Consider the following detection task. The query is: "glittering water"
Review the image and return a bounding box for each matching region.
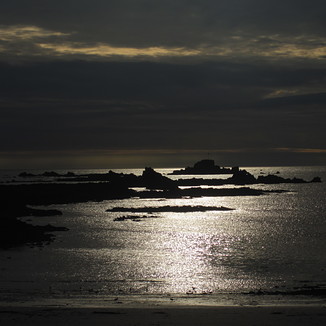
[1,166,326,300]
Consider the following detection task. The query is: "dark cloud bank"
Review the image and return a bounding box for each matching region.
[0,0,325,168]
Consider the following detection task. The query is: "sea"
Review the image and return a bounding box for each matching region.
[0,166,326,306]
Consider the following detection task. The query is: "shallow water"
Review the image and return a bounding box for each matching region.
[1,166,326,302]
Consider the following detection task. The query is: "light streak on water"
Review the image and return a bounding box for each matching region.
[0,166,325,300]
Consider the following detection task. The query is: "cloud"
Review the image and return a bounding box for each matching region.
[276,148,326,153]
[0,25,71,61]
[0,25,69,41]
[2,1,326,47]
[36,34,326,61]
[1,23,326,63]
[0,1,326,167]
[37,42,200,58]
[204,34,326,60]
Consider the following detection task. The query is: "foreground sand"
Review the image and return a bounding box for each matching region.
[1,305,326,326]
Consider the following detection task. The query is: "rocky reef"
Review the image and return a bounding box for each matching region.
[1,163,321,249]
[107,205,233,213]
[176,169,321,186]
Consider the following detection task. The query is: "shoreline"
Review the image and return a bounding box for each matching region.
[1,291,326,308]
[1,301,326,326]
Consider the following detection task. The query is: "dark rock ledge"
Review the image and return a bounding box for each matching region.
[1,204,67,249]
[0,182,133,249]
[107,205,233,213]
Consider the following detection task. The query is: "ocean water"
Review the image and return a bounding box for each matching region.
[0,166,326,304]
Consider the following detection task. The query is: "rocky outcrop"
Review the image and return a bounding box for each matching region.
[228,170,257,185]
[0,217,68,249]
[176,170,322,186]
[141,167,178,190]
[1,204,67,249]
[169,160,237,175]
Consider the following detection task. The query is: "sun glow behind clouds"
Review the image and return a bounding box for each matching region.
[275,148,326,153]
[1,147,325,169]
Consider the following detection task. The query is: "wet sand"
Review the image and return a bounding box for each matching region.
[1,294,326,326]
[1,304,326,326]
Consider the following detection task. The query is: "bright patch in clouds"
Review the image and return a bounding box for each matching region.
[203,34,326,60]
[1,25,326,61]
[264,88,325,99]
[0,25,69,40]
[37,43,200,58]
[36,37,326,60]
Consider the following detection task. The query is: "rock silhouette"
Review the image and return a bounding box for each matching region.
[141,167,178,190]
[1,203,67,249]
[2,163,321,249]
[169,159,237,175]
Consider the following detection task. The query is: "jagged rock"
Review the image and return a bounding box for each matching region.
[228,170,257,185]
[141,167,178,190]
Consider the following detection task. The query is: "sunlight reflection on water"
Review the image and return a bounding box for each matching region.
[1,167,326,298]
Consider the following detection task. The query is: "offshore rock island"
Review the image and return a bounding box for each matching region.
[169,159,238,175]
[16,161,322,186]
[1,160,322,248]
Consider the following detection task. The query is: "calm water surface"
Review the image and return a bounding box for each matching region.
[1,166,326,301]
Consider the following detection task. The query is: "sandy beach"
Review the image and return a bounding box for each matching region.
[1,304,326,326]
[1,294,326,326]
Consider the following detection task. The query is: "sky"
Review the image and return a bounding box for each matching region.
[0,0,326,169]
